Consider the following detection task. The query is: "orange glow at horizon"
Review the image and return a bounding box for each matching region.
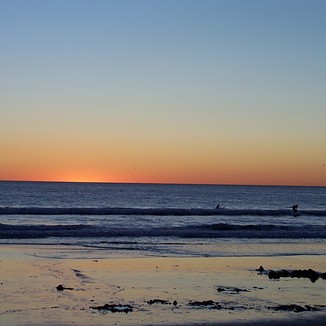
[1,129,325,186]
[1,160,325,186]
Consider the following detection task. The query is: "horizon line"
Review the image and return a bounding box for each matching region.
[0,179,324,188]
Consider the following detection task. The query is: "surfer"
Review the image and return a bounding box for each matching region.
[291,204,299,215]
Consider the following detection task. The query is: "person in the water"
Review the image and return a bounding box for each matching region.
[291,204,299,215]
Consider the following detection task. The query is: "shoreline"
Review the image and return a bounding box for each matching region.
[1,245,325,325]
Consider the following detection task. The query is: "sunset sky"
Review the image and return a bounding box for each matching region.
[1,0,325,186]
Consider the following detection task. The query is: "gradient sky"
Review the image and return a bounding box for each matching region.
[1,0,325,186]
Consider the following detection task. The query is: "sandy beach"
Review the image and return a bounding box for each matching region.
[0,245,325,326]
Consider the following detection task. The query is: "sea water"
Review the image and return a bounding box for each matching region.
[0,181,325,258]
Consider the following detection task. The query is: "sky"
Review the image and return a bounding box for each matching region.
[0,0,325,186]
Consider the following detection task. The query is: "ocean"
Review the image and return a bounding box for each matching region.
[0,181,325,259]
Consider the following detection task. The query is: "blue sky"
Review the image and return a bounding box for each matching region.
[1,0,326,185]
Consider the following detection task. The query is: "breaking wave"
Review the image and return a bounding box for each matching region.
[1,206,326,216]
[1,222,325,239]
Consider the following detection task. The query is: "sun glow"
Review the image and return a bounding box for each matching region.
[54,169,113,183]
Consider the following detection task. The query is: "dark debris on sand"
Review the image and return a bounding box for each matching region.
[217,286,250,294]
[256,266,265,272]
[147,299,170,305]
[188,300,222,309]
[257,266,326,283]
[90,303,133,313]
[56,284,74,291]
[147,299,177,306]
[267,304,318,313]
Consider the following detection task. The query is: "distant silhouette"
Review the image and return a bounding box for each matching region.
[291,204,299,216]
[216,204,220,209]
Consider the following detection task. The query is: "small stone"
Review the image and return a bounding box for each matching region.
[56,284,73,291]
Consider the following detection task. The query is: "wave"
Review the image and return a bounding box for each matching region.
[1,222,325,239]
[1,206,326,216]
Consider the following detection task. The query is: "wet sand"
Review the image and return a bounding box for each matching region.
[1,245,325,325]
